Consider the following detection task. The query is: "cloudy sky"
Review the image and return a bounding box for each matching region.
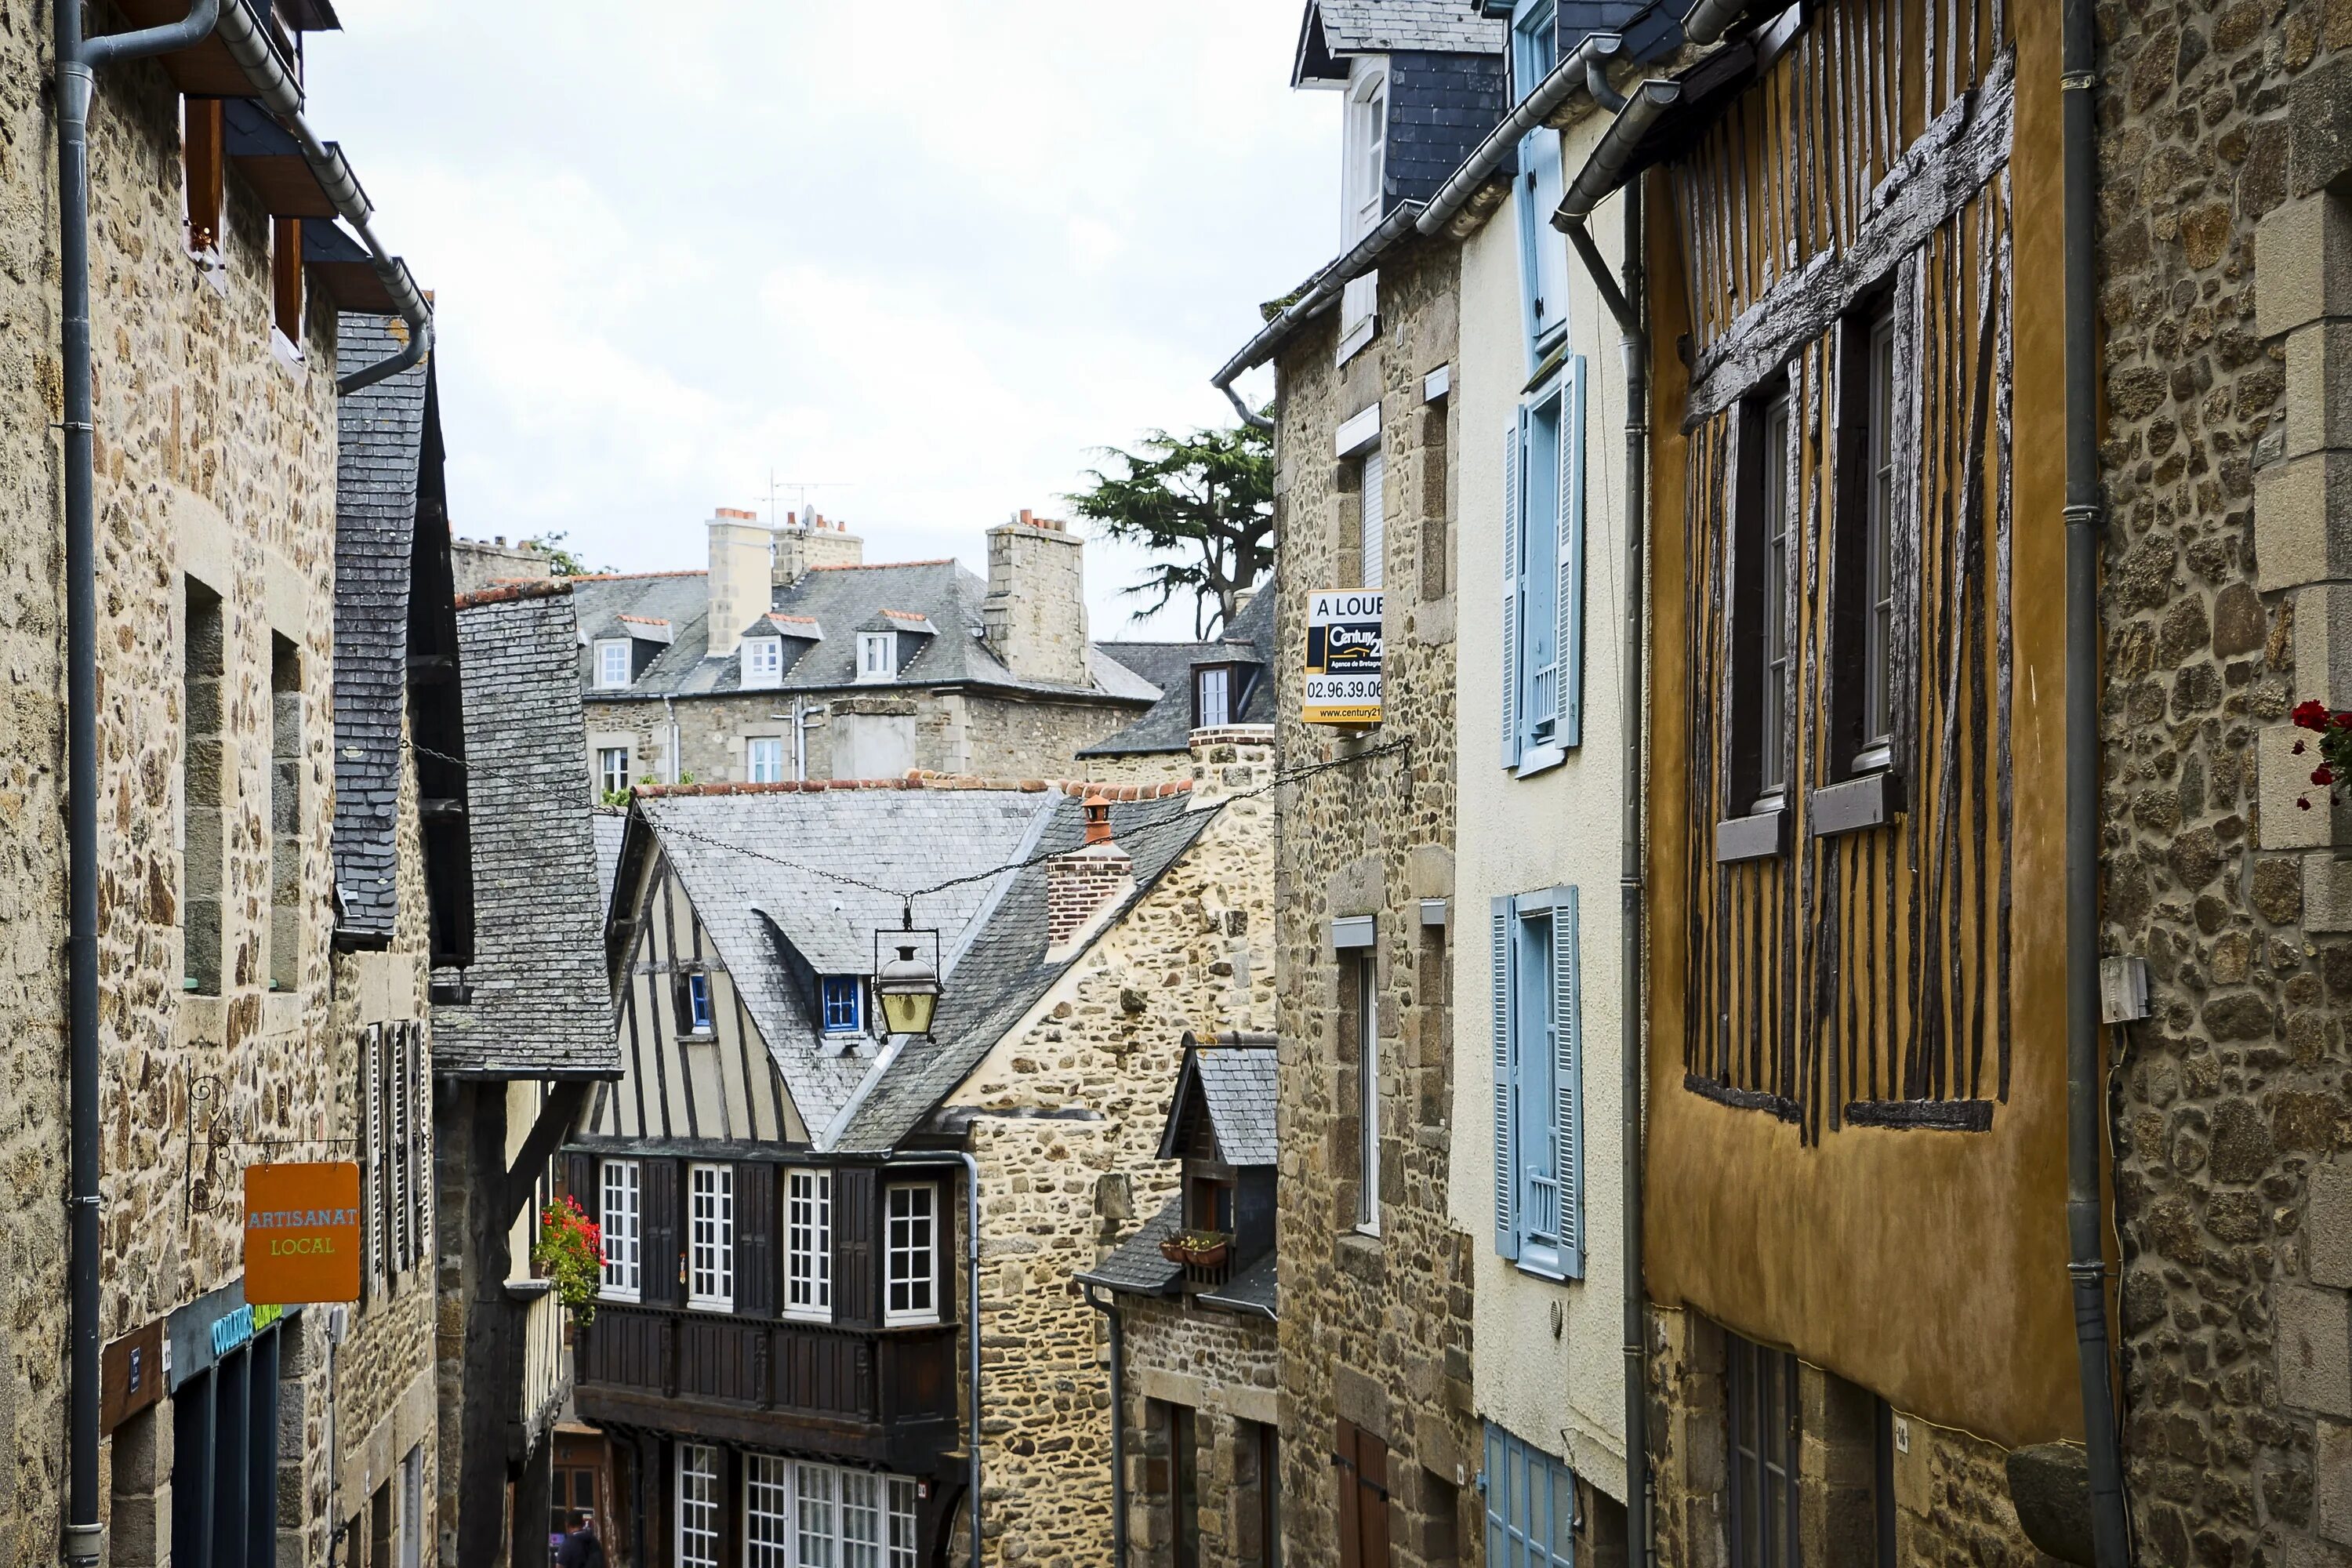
[307,2,1338,637]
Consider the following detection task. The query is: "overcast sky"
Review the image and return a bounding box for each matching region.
[307,2,1335,638]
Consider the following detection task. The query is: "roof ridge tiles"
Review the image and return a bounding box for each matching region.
[562,568,709,582]
[453,580,574,611]
[807,558,956,571]
[633,772,1195,800]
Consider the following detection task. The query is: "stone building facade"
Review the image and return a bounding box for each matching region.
[1261,232,1476,1567]
[2096,9,2352,1563]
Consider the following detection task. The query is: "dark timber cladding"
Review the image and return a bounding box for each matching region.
[1668,2,2020,1139]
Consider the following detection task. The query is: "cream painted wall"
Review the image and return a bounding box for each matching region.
[1446,109,1638,1506]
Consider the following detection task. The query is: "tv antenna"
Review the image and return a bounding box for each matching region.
[764,470,849,527]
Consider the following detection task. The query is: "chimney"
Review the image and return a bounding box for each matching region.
[1046,797,1132,955]
[706,508,769,658]
[1187,724,1277,808]
[983,510,1089,687]
[774,508,865,590]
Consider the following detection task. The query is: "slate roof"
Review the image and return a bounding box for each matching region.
[830,791,1214,1154]
[1076,1197,1185,1298]
[1310,0,1507,54]
[430,586,618,1078]
[592,808,627,916]
[630,788,1062,1134]
[1198,1250,1279,1319]
[573,561,1159,706]
[330,312,432,941]
[1160,1036,1281,1167]
[1080,582,1279,757]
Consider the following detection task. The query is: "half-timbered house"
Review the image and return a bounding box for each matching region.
[564,728,1276,1568]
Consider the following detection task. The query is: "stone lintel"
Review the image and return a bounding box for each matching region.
[2256,191,2352,341]
[2254,451,2352,593]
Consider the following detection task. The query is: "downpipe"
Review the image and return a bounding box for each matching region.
[54,5,221,1563]
[952,1152,984,1568]
[2060,0,2131,1556]
[1083,1284,1129,1568]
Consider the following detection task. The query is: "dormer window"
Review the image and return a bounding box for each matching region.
[821,976,862,1035]
[1338,61,1388,353]
[857,632,896,683]
[740,633,783,690]
[1194,664,1235,729]
[595,639,631,690]
[682,971,714,1035]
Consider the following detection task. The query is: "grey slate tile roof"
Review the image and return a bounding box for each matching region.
[592,808,627,917]
[331,313,432,940]
[1161,1040,1281,1167]
[829,792,1214,1154]
[1076,1197,1185,1298]
[633,789,1061,1134]
[1080,582,1279,757]
[1198,1250,1279,1319]
[430,586,618,1078]
[573,560,1160,706]
[1308,0,1507,54]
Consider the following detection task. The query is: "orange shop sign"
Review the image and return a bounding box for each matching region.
[242,1162,362,1304]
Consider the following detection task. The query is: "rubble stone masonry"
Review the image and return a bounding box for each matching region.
[1268,233,1475,1568]
[1116,1296,1280,1568]
[2096,2,2352,1562]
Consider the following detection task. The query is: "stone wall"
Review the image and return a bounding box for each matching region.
[983,517,1092,688]
[1116,1295,1280,1568]
[949,735,1279,1567]
[2095,4,2352,1561]
[1267,234,1477,1568]
[579,686,1144,795]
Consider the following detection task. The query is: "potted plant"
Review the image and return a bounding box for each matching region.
[532,1194,604,1327]
[1159,1229,1232,1269]
[2292,699,2352,834]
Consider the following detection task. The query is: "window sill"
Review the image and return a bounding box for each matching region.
[883,1313,942,1329]
[598,1287,641,1305]
[1715,807,1789,862]
[270,326,307,385]
[1514,742,1567,779]
[1809,771,1903,837]
[686,1297,734,1313]
[783,1307,832,1326]
[1512,1254,1574,1286]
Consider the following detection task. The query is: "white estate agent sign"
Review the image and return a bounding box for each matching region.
[1305,590,1384,726]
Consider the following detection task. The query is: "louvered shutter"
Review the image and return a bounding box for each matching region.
[408,1025,429,1270]
[735,1162,775,1318]
[1501,418,1523,768]
[1361,448,1386,591]
[833,1166,877,1329]
[641,1159,681,1306]
[564,1153,597,1222]
[1490,898,1517,1261]
[359,1025,379,1303]
[1552,887,1585,1279]
[1556,358,1588,748]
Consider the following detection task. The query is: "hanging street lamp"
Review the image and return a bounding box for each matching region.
[873,902,943,1039]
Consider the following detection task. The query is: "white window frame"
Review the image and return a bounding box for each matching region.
[1194,666,1232,730]
[840,1469,884,1568]
[742,633,785,690]
[1353,949,1381,1236]
[748,735,788,784]
[600,1158,642,1301]
[856,632,896,683]
[685,971,715,1034]
[1338,60,1388,350]
[884,1182,940,1326]
[597,746,631,797]
[787,1168,833,1323]
[887,1478,917,1568]
[677,1444,720,1568]
[596,639,632,690]
[746,1454,793,1568]
[688,1163,735,1311]
[1359,447,1386,590]
[797,1463,839,1568]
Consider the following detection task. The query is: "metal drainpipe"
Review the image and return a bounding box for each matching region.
[54,5,221,1562]
[1083,1283,1129,1568]
[951,1151,985,1568]
[2060,0,2130,1557]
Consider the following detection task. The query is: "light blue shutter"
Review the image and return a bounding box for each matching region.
[1501,417,1523,769]
[1490,896,1517,1261]
[1551,886,1584,1279]
[1556,358,1588,748]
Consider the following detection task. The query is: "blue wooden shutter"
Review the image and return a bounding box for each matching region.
[1501,418,1522,769]
[1551,886,1584,1278]
[1490,896,1517,1261]
[1555,358,1588,748]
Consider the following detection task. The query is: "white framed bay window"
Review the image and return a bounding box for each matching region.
[688,1162,734,1311]
[747,1458,916,1568]
[884,1183,939,1326]
[599,1157,641,1301]
[677,1444,720,1568]
[787,1168,833,1321]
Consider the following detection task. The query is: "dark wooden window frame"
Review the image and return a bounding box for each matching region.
[1726,1333,1800,1568]
[1719,376,1798,862]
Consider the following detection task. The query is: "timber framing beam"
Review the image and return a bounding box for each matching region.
[499,1079,591,1226]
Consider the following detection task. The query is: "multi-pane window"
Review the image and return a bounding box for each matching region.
[884,1184,938,1325]
[858,633,895,681]
[749,736,787,783]
[688,1163,735,1310]
[840,1469,884,1568]
[1847,303,1900,773]
[887,1478,918,1567]
[1501,364,1588,771]
[1756,395,1794,806]
[1194,666,1232,730]
[596,640,632,689]
[1339,64,1387,342]
[1490,889,1584,1279]
[1484,1425,1576,1568]
[600,1159,641,1300]
[598,746,630,797]
[788,1169,833,1321]
[685,972,714,1033]
[1726,1334,1800,1568]
[797,1463,838,1568]
[822,976,862,1035]
[742,634,784,689]
[746,1454,793,1568]
[677,1445,720,1568]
